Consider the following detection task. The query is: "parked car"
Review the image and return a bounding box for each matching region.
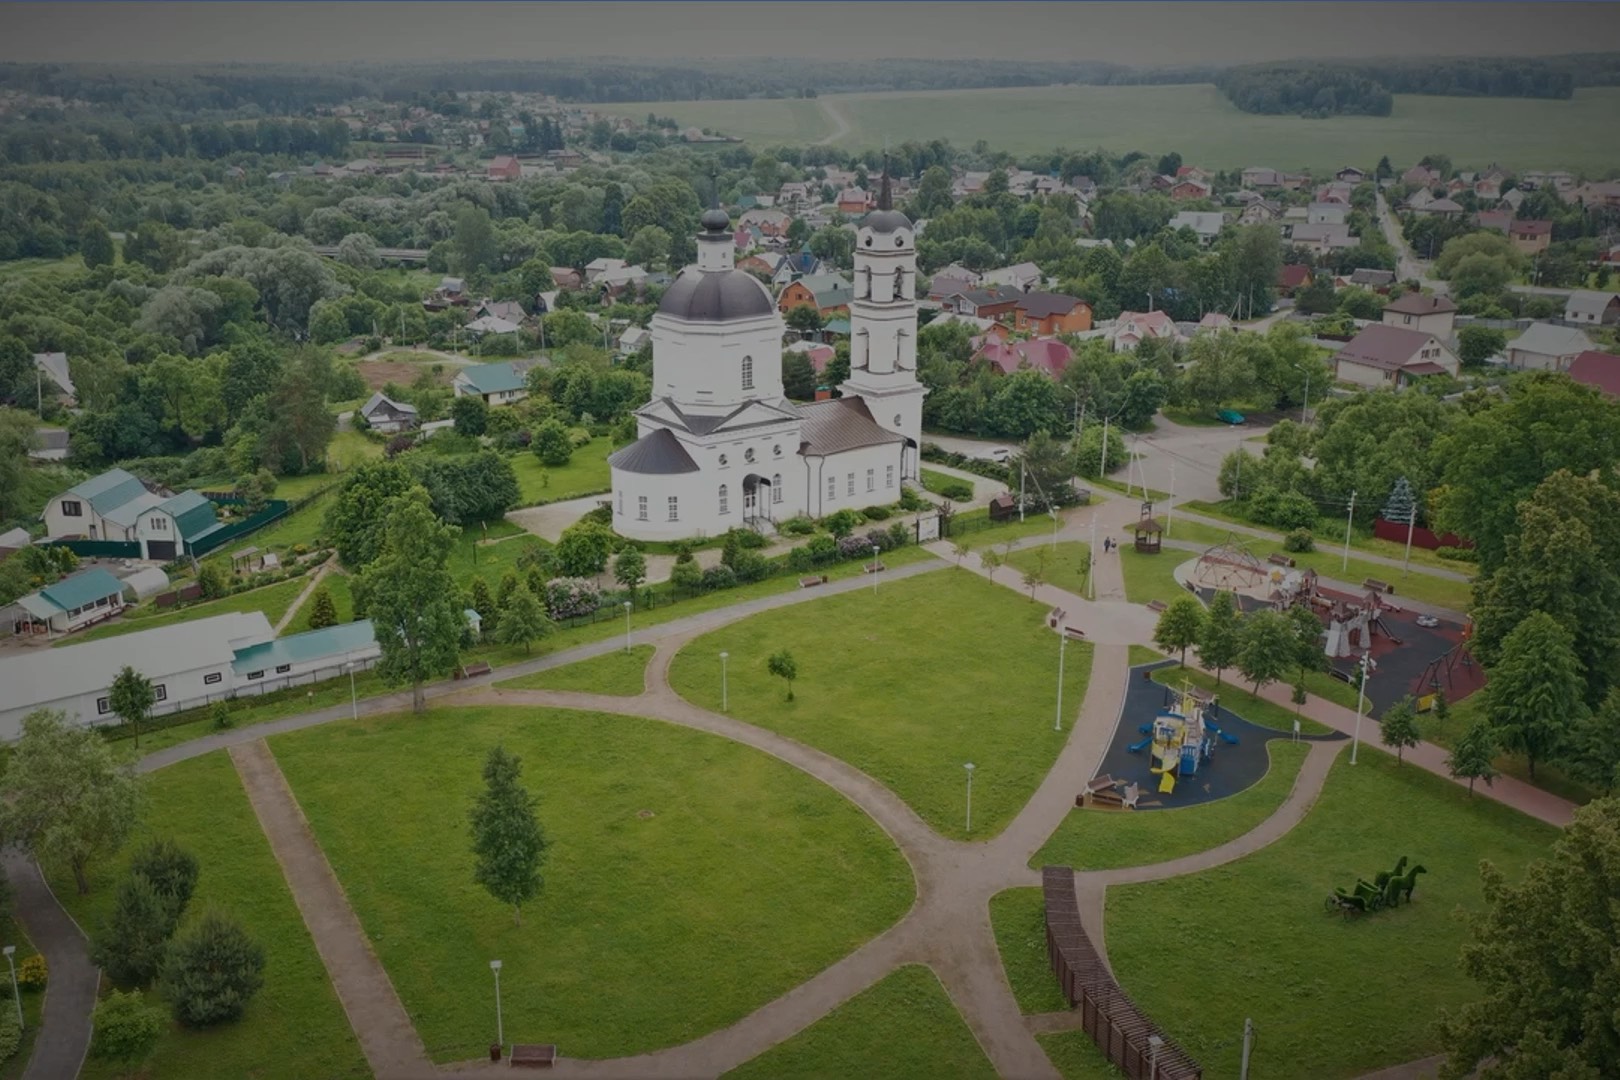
[1217,409,1247,425]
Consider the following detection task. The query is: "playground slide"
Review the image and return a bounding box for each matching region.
[1158,770,1176,793]
[1128,737,1151,753]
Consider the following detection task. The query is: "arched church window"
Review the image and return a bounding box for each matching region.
[719,485,729,514]
[718,454,728,467]
[895,235,905,247]
[741,355,754,390]
[744,448,756,463]
[773,444,782,457]
[863,234,873,247]
[772,474,783,503]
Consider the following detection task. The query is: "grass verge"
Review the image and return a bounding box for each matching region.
[495,644,654,695]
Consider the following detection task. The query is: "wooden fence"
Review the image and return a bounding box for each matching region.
[1043,866,1202,1080]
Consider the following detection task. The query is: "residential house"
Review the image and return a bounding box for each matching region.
[1110,310,1178,352]
[927,275,980,303]
[1276,264,1313,297]
[1381,293,1458,338]
[772,248,822,288]
[737,252,784,279]
[1508,219,1552,255]
[1409,198,1465,218]
[452,362,531,405]
[1401,165,1439,188]
[1564,290,1620,326]
[1241,167,1284,189]
[981,262,1044,292]
[486,155,521,181]
[1289,223,1354,256]
[936,263,982,286]
[359,392,419,434]
[1197,312,1235,333]
[1281,172,1312,191]
[939,286,1022,320]
[424,277,468,309]
[1229,189,1266,207]
[1473,176,1502,200]
[1574,181,1620,209]
[1335,166,1369,183]
[584,257,629,284]
[835,187,870,215]
[1170,177,1212,201]
[783,339,836,377]
[617,325,651,354]
[471,299,527,324]
[42,469,161,542]
[972,337,1074,378]
[136,490,223,562]
[1238,200,1283,226]
[928,312,1008,339]
[1406,188,1436,210]
[777,181,815,210]
[738,208,792,237]
[1012,293,1094,335]
[1567,350,1620,397]
[777,273,853,317]
[1306,202,1349,226]
[1347,268,1397,290]
[1474,210,1513,234]
[1498,188,1526,213]
[31,351,75,403]
[1315,182,1356,205]
[7,568,126,638]
[550,267,584,291]
[1169,211,1225,246]
[1505,322,1595,372]
[0,612,380,738]
[597,264,649,298]
[1333,325,1460,388]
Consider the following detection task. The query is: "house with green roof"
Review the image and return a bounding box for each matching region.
[451,361,531,405]
[137,490,225,561]
[9,567,127,636]
[42,468,156,542]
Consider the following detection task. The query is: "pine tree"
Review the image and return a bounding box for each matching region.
[468,746,547,926]
[1380,695,1422,764]
[1448,717,1499,796]
[1383,476,1418,526]
[306,586,338,630]
[1197,591,1243,688]
[93,873,173,987]
[495,581,552,655]
[159,909,266,1027]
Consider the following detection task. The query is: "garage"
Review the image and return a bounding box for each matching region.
[145,540,177,561]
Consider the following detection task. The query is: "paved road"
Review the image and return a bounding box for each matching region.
[1,852,95,1080]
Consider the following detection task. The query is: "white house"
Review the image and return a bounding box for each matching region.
[1333,325,1460,388]
[359,391,419,434]
[135,490,224,562]
[452,362,530,405]
[981,262,1043,292]
[0,612,380,739]
[1168,211,1225,246]
[6,568,127,637]
[1381,293,1458,339]
[608,181,924,542]
[1563,290,1620,326]
[42,469,158,542]
[1505,322,1595,372]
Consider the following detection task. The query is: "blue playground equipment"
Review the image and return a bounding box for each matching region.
[1204,719,1241,745]
[1128,737,1152,753]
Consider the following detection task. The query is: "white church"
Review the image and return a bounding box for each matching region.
[608,177,927,541]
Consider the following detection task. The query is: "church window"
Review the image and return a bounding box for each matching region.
[638,496,648,521]
[718,454,728,467]
[719,485,729,514]
[894,414,902,426]
[773,444,782,458]
[864,234,873,247]
[827,475,836,501]
[866,468,875,492]
[617,491,623,515]
[895,235,904,248]
[847,473,855,497]
[886,465,895,488]
[772,474,782,503]
[668,496,679,522]
[741,355,754,390]
[745,448,756,464]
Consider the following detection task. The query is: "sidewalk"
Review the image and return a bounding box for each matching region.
[0,852,96,1080]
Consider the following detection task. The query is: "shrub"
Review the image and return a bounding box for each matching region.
[887,521,911,549]
[0,1007,17,1063]
[91,989,164,1065]
[731,549,769,583]
[727,527,767,550]
[837,534,872,559]
[897,487,926,511]
[211,701,233,731]
[1249,487,1317,531]
[94,874,172,987]
[160,909,265,1027]
[779,516,816,536]
[195,561,229,600]
[860,505,893,521]
[580,504,613,527]
[786,546,815,572]
[1283,528,1315,553]
[1436,545,1478,563]
[863,528,893,553]
[824,509,859,538]
[669,559,703,592]
[700,564,737,591]
[130,839,199,922]
[384,434,415,457]
[805,535,839,566]
[16,956,45,992]
[543,577,600,621]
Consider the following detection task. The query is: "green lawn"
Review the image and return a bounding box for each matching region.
[1174,506,1472,584]
[1039,1031,1124,1080]
[48,752,367,1080]
[949,505,1076,549]
[599,85,1620,173]
[496,644,653,695]
[271,705,913,1063]
[211,491,335,569]
[1033,740,1310,871]
[1006,541,1091,598]
[669,568,1092,839]
[920,467,976,499]
[510,439,616,506]
[1117,547,1188,607]
[989,888,1072,1014]
[1106,749,1558,1079]
[66,575,311,645]
[1417,693,1600,806]
[724,965,996,1080]
[448,521,549,593]
[286,571,354,635]
[1149,664,1333,736]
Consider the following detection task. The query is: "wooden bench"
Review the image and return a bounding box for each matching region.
[1063,626,1086,640]
[1047,608,1066,629]
[1146,599,1168,613]
[510,1044,557,1068]
[864,561,885,574]
[456,661,493,679]
[1267,552,1295,568]
[1363,577,1394,595]
[799,575,826,589]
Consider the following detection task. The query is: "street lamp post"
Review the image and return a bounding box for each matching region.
[1351,654,1372,765]
[872,543,880,594]
[2,947,19,1031]
[964,762,976,834]
[489,959,504,1052]
[344,662,358,722]
[1054,631,1068,733]
[622,600,632,652]
[720,651,729,713]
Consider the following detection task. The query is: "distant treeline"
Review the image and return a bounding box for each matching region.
[1218,53,1620,117]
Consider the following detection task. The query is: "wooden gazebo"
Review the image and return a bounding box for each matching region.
[1134,501,1163,554]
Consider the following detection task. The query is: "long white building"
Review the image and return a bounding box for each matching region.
[608,176,926,541]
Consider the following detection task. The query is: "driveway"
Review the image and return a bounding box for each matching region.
[506,496,603,542]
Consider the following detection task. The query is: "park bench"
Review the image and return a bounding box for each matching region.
[509,1044,556,1068]
[1047,607,1066,628]
[456,661,493,680]
[1145,599,1168,613]
[1063,626,1086,640]
[1267,552,1295,568]
[798,575,826,589]
[1364,577,1394,594]
[864,561,885,574]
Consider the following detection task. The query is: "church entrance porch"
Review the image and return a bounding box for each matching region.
[742,474,773,528]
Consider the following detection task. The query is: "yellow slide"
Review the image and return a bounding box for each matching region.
[1158,770,1176,793]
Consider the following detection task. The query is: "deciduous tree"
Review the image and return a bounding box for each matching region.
[613,549,647,597]
[1447,717,1499,796]
[90,990,164,1067]
[358,488,462,712]
[1483,611,1587,779]
[1379,696,1422,764]
[1236,608,1294,696]
[1196,590,1242,687]
[468,746,548,926]
[768,649,799,701]
[1153,595,1205,667]
[495,580,551,655]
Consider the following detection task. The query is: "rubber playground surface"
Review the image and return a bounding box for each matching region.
[1093,660,1344,811]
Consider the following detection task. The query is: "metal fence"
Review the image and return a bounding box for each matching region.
[42,538,141,558]
[190,499,292,557]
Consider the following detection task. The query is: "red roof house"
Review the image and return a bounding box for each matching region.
[1277,264,1313,295]
[972,336,1074,378]
[1568,350,1620,397]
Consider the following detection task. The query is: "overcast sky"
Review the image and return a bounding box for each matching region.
[6,2,1613,66]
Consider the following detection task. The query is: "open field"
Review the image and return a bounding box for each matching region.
[511,438,616,506]
[669,568,1091,839]
[496,643,653,695]
[596,85,1620,173]
[724,965,996,1080]
[48,752,367,1080]
[271,705,913,1062]
[1006,540,1091,597]
[1107,748,1557,1078]
[1033,738,1310,871]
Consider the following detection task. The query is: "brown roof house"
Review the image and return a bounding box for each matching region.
[1567,351,1620,397]
[1276,264,1313,297]
[1012,292,1093,335]
[1381,293,1457,339]
[1334,325,1459,388]
[1508,219,1553,255]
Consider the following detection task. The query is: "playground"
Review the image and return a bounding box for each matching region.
[1177,535,1485,719]
[1085,660,1343,811]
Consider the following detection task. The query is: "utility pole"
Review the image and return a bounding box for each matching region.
[1403,501,1417,576]
[1351,654,1371,765]
[1088,517,1097,600]
[1099,413,1110,480]
[1342,490,1356,574]
[1167,461,1175,538]
[1019,460,1026,523]
[1054,630,1067,733]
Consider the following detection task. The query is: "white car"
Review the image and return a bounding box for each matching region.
[986,446,1012,463]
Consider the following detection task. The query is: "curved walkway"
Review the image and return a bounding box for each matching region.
[1,852,96,1080]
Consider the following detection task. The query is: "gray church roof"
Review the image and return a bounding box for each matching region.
[798,397,905,456]
[607,428,701,475]
[657,268,774,322]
